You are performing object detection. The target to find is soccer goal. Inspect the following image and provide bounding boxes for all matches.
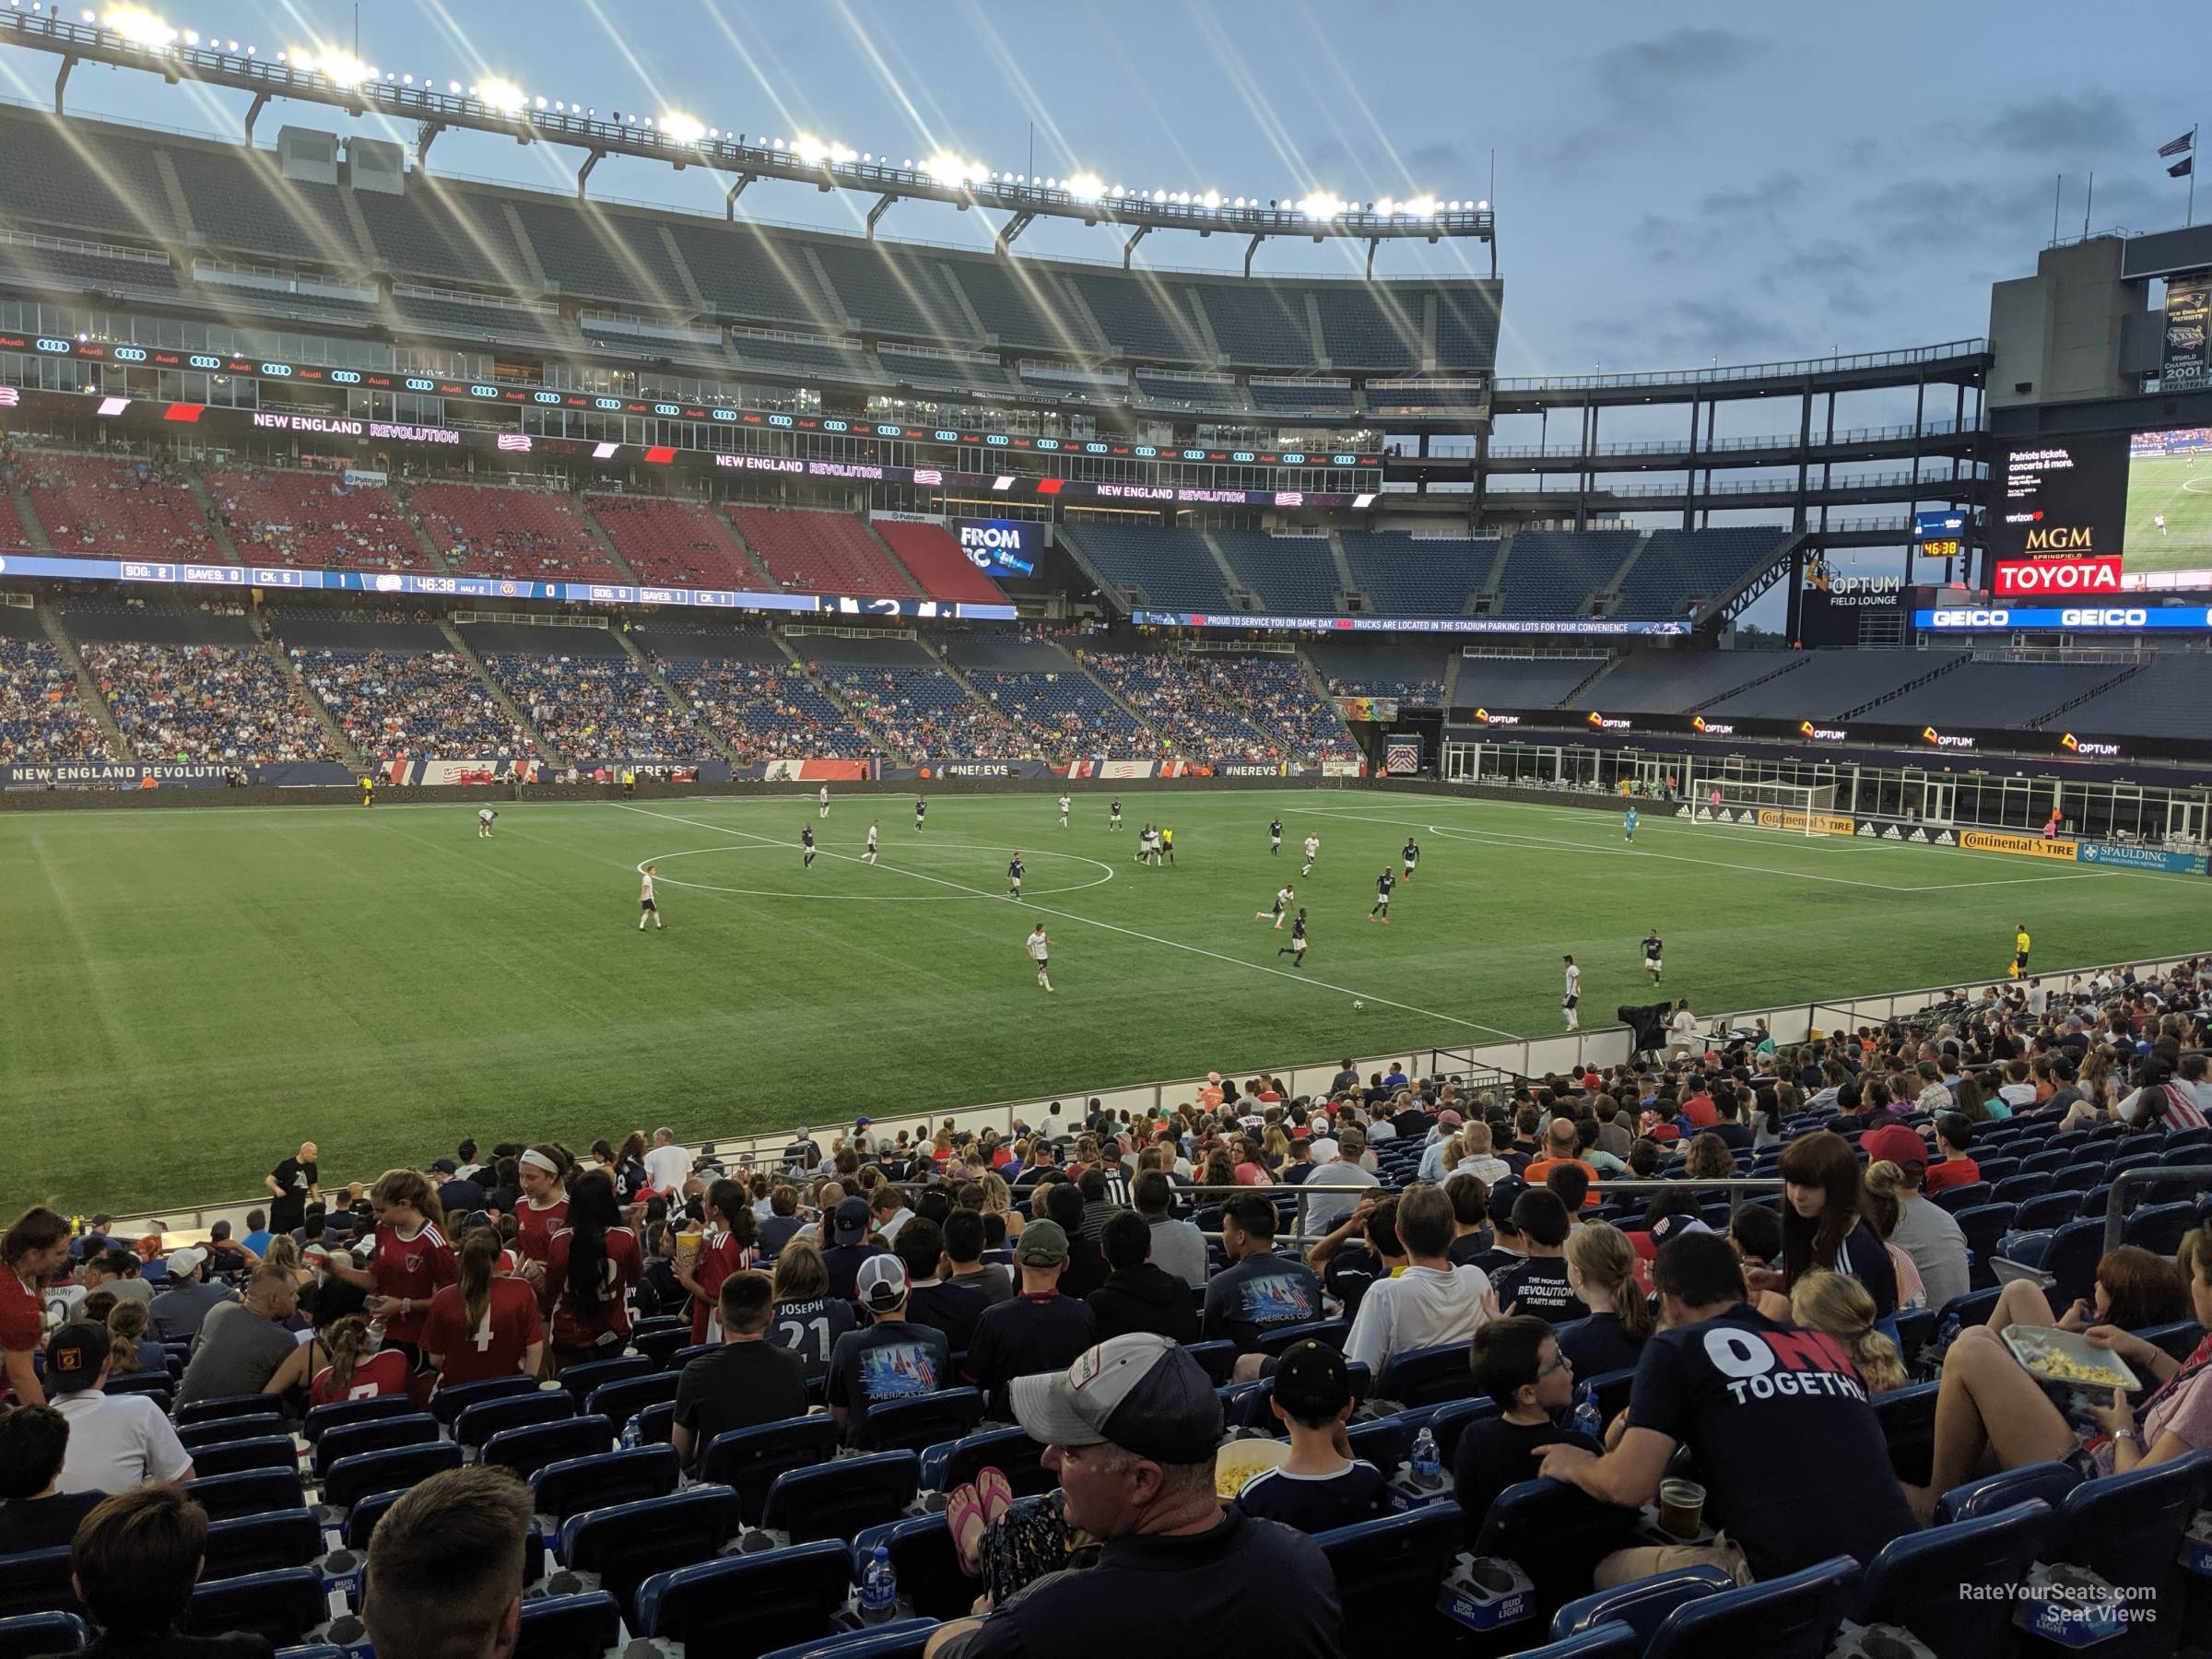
[1679,778,1841,837]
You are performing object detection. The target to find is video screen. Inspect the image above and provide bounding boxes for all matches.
[2124,427,2212,571]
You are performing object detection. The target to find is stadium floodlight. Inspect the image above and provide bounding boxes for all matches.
[1298,192,1345,218]
[789,132,827,163]
[102,6,174,45]
[1065,171,1104,201]
[294,45,371,87]
[1402,195,1438,217]
[661,112,706,146]
[477,76,527,115]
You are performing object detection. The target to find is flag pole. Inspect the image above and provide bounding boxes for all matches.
[2192,124,2199,227]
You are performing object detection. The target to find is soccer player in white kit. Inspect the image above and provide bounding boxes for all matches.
[818,783,830,818]
[1300,834,1320,877]
[1058,794,1071,829]
[1561,954,1581,1030]
[477,807,497,838]
[1026,921,1053,992]
[639,865,665,931]
[865,821,880,864]
[1257,883,1295,928]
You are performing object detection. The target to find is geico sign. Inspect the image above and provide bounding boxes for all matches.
[1994,557,2122,595]
[1932,609,2010,627]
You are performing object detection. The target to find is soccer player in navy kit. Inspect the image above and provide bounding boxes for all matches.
[1401,838,1418,880]
[1269,817,1284,854]
[1368,869,1395,924]
[1277,909,1310,966]
[1643,931,1664,985]
[801,826,817,868]
[914,795,927,832]
[1109,798,1123,831]
[1007,853,1025,900]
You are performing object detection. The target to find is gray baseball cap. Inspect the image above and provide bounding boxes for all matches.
[1009,1333,1223,1464]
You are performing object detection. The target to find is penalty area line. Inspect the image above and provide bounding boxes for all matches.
[612,801,1523,1041]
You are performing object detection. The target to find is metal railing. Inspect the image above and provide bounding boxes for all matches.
[1494,339,1989,394]
[2100,1164,2212,1254]
[1486,418,1983,463]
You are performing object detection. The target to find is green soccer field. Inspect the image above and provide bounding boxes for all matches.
[2123,450,2212,570]
[4,786,2206,1216]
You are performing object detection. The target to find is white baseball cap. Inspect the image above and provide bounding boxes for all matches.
[166,1246,208,1278]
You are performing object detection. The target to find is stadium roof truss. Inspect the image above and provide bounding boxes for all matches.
[1,11,1496,278]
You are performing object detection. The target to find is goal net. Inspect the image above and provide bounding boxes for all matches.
[1679,779,1843,837]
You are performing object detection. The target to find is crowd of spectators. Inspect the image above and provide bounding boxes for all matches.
[973,668,1156,759]
[1082,651,1360,766]
[1327,674,1443,704]
[481,653,700,761]
[658,656,879,764]
[0,639,109,763]
[80,641,337,764]
[3,959,2208,1652]
[295,647,529,759]
[206,466,429,572]
[407,481,623,582]
[18,453,224,563]
[826,665,1025,761]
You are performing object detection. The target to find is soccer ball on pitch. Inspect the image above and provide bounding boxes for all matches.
[1352,1000,1365,1011]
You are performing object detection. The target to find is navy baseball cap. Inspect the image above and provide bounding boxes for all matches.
[832,1196,871,1243]
[1487,1174,1529,1226]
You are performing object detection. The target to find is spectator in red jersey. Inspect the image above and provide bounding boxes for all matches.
[422,1227,545,1390]
[324,1170,455,1360]
[512,1144,573,1265]
[536,1171,642,1369]
[1921,1113,1981,1196]
[674,1179,758,1347]
[3,1207,73,1407]
[300,1315,412,1406]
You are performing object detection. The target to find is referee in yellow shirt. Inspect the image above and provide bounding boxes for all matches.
[2013,924,2032,978]
[1160,825,1175,865]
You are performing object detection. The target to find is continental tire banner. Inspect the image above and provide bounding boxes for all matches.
[2076,841,2206,875]
[1756,808,1856,837]
[1960,830,2079,861]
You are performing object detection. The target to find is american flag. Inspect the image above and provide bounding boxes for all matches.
[2159,132,2194,158]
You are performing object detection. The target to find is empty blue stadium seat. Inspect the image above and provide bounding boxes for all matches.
[1936,1460,2082,1524]
[762,1451,922,1546]
[186,1567,328,1648]
[1856,1500,2052,1654]
[1182,1340,1240,1386]
[453,1388,576,1449]
[0,1547,76,1619]
[634,1400,676,1445]
[480,1416,616,1484]
[2134,1319,2205,1362]
[1375,1342,1475,1407]
[1509,1622,1642,1659]
[758,1618,944,1659]
[301,1394,418,1444]
[1644,1555,1858,1659]
[430,1373,541,1426]
[183,1467,307,1523]
[852,1387,986,1455]
[2037,1449,2211,1653]
[1474,1479,1639,1609]
[178,1394,286,1429]
[558,1486,742,1618]
[1952,1204,2016,1291]
[2123,1200,2198,1257]
[636,1540,854,1655]
[177,1417,270,1453]
[1930,1181,1992,1214]
[190,1434,298,1479]
[1315,1504,1462,1659]
[530,1444,681,1524]
[1420,1396,1499,1465]
[1873,1381,1941,1486]
[203,1507,324,1578]
[1551,1565,1739,1643]
[323,1441,464,1513]
[700,1415,841,1525]
[1259,1318,1353,1357]
[555,1354,651,1406]
[100,1371,172,1406]
[924,1425,1053,1500]
[0,1612,88,1656]
[512,1590,623,1659]
[851,1514,973,1622]
[2041,1217,2106,1307]
[584,1370,682,1430]
[312,1412,438,1480]
[1346,1411,1417,1474]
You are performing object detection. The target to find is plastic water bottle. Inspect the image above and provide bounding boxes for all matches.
[1571,1387,1603,1441]
[859,1545,898,1623]
[1410,1427,1441,1484]
[620,1413,641,1451]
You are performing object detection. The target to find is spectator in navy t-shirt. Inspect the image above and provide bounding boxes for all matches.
[1454,1314,1599,1538]
[1202,1195,1324,1353]
[1488,1191,1591,1325]
[828,1256,949,1445]
[1765,1130,1898,1321]
[1536,1230,1917,1585]
[1236,1339,1388,1534]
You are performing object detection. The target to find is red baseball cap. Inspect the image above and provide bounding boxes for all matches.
[1862,1124,1928,1172]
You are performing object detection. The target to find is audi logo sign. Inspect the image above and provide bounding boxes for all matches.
[1994,556,2123,595]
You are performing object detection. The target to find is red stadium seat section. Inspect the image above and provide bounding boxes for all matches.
[584,497,770,594]
[871,520,1006,605]
[22,454,224,562]
[206,467,432,572]
[408,482,625,583]
[724,507,914,601]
